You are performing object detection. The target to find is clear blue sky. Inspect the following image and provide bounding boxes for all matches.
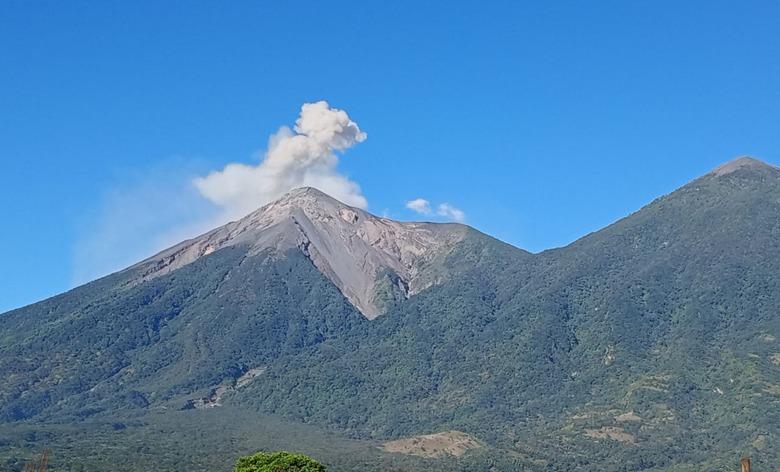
[1,1,778,313]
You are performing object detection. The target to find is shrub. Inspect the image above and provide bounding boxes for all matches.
[234,451,327,472]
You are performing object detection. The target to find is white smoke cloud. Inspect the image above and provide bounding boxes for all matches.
[194,101,367,221]
[406,198,466,222]
[72,102,368,286]
[437,203,466,222]
[406,198,433,215]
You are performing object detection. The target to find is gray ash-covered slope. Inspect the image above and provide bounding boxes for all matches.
[131,187,469,319]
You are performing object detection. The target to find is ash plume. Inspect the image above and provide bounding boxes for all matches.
[74,102,367,285]
[194,101,367,221]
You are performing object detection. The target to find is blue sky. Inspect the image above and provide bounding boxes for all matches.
[1,1,778,313]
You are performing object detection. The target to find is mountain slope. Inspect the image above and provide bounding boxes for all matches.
[0,247,364,422]
[224,157,780,469]
[0,189,502,425]
[131,187,470,319]
[2,157,780,471]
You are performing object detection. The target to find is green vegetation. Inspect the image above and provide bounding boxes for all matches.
[0,407,526,471]
[1,163,780,470]
[234,451,326,472]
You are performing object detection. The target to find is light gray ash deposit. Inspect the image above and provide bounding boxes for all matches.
[130,187,468,318]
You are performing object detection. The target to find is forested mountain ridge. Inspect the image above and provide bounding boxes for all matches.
[1,156,779,471]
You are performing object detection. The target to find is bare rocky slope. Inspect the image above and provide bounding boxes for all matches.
[130,187,468,319]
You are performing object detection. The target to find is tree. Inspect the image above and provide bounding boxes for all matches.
[233,451,327,472]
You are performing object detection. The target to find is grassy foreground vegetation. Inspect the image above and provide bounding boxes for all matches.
[0,407,532,471]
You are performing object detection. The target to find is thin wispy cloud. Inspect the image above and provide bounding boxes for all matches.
[406,198,466,222]
[437,202,466,222]
[72,159,218,286]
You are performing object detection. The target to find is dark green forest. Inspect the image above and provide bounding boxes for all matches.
[1,161,779,471]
